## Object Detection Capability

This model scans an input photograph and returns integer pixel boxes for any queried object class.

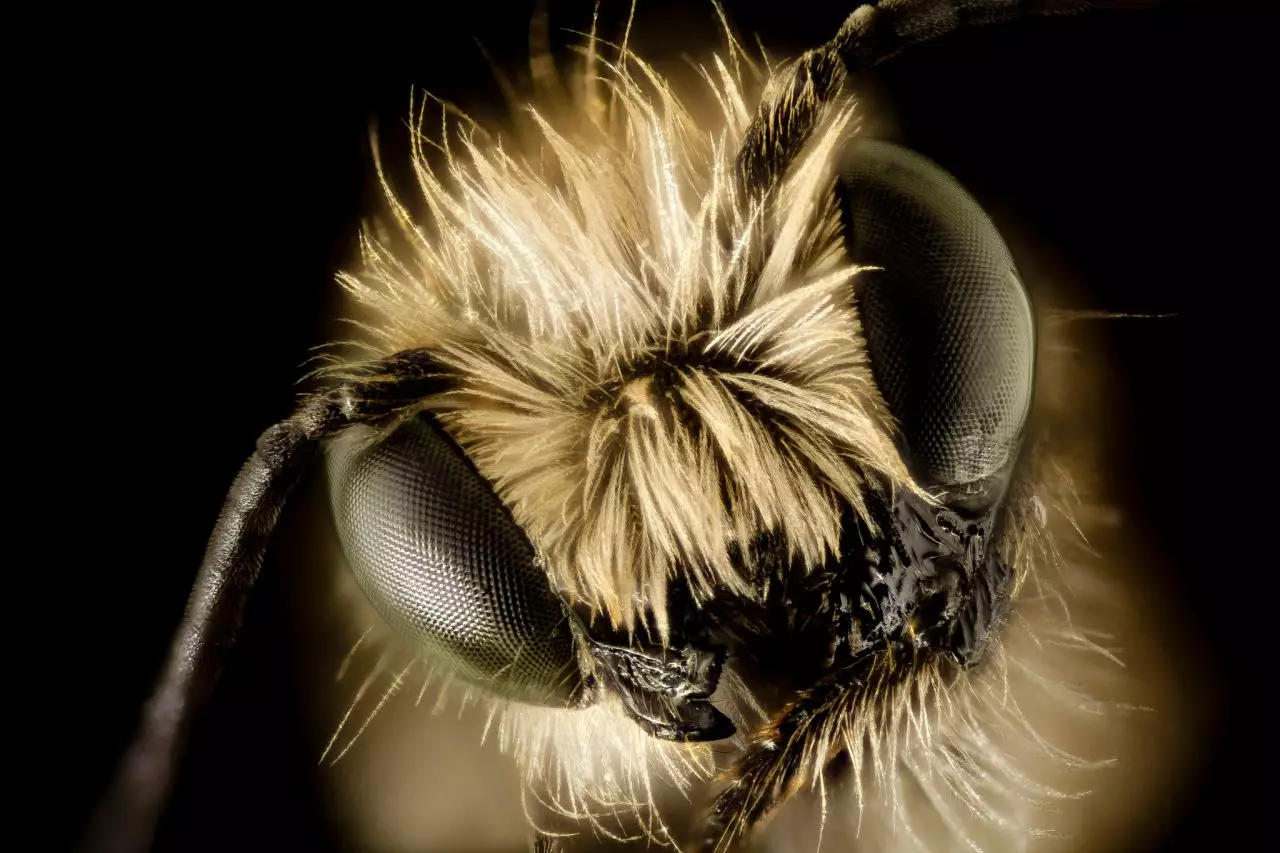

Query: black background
[44,1,1253,851]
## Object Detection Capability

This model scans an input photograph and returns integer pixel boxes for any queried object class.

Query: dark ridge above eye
[327,413,588,707]
[837,138,1034,497]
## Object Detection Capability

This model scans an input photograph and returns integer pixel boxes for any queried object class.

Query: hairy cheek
[757,519,1203,853]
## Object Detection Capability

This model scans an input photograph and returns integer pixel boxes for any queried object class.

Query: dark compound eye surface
[327,413,586,707]
[839,138,1035,493]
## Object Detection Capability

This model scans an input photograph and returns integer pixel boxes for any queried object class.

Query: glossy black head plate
[327,412,588,707]
[838,138,1034,503]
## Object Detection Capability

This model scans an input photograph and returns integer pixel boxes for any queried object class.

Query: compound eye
[837,138,1035,502]
[326,412,587,707]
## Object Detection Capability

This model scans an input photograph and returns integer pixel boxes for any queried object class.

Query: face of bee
[83,4,1232,853]
[295,8,1207,850]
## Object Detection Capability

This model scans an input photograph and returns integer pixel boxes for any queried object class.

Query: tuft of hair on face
[330,9,909,638]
